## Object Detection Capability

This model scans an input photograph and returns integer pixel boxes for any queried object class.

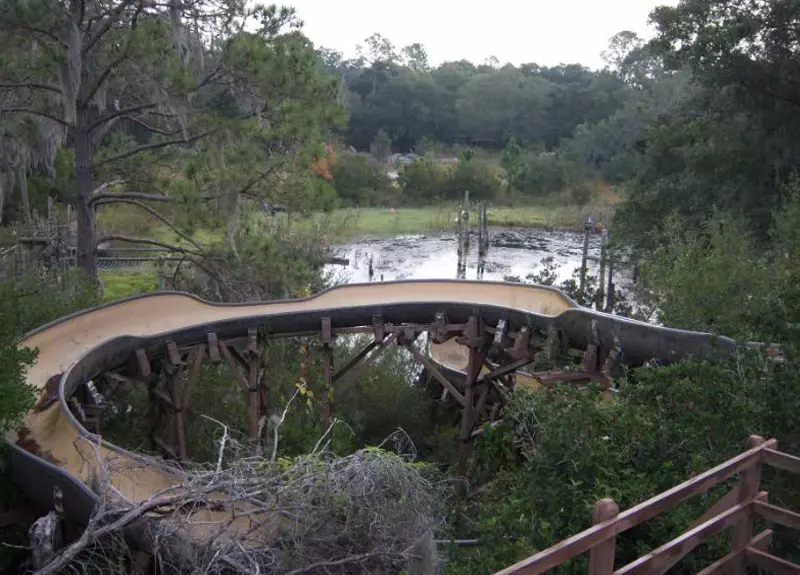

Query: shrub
[446,349,800,573]
[398,158,450,204]
[447,159,502,202]
[330,152,393,207]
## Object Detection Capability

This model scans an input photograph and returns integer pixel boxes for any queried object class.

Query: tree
[401,43,429,72]
[0,0,334,280]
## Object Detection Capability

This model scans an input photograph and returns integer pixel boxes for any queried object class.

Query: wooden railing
[496,435,800,575]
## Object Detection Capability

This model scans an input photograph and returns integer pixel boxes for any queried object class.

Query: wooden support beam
[322,318,334,429]
[153,435,177,459]
[207,332,220,362]
[405,344,466,407]
[335,333,399,396]
[247,329,262,452]
[218,339,250,398]
[457,318,490,489]
[507,327,531,360]
[695,530,773,575]
[183,346,205,411]
[135,348,151,378]
[589,499,618,575]
[764,448,800,474]
[730,435,767,575]
[754,501,800,531]
[165,341,187,461]
[746,547,800,575]
[477,356,535,386]
[333,339,382,383]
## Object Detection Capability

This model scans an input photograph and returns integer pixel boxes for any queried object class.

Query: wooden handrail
[495,437,776,575]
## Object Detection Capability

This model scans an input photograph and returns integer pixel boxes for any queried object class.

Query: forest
[1,0,800,573]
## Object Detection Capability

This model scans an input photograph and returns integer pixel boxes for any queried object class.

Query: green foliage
[0,268,98,464]
[398,158,450,204]
[447,349,800,573]
[513,153,578,197]
[447,159,502,201]
[330,152,395,207]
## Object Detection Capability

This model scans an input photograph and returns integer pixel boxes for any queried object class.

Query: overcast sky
[285,0,677,70]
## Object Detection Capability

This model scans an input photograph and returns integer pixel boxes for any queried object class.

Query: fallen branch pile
[35,428,442,574]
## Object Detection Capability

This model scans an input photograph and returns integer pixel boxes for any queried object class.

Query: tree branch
[0,108,68,126]
[93,191,171,203]
[81,2,143,106]
[93,131,215,167]
[0,82,61,94]
[96,234,204,256]
[87,102,158,132]
[95,198,202,251]
[82,0,136,55]
[121,115,181,136]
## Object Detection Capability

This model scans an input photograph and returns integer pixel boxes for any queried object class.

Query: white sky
[285,0,677,70]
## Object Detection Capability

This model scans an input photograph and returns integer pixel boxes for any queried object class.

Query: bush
[447,159,502,202]
[446,349,800,573]
[513,153,578,196]
[330,152,394,207]
[398,157,451,204]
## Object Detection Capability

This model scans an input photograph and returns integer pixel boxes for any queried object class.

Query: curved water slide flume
[7,280,738,536]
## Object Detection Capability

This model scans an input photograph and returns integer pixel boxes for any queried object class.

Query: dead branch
[0,108,68,126]
[94,197,202,250]
[33,429,442,575]
[0,82,61,93]
[95,234,204,256]
[93,130,215,167]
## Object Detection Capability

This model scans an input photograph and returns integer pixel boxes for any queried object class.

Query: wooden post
[596,229,608,311]
[322,317,334,429]
[579,218,592,296]
[730,435,767,575]
[456,316,487,493]
[605,255,615,314]
[246,328,262,452]
[589,498,619,575]
[166,341,187,461]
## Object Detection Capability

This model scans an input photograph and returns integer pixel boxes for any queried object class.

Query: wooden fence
[496,435,800,575]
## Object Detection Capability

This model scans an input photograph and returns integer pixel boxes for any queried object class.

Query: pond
[325,227,633,295]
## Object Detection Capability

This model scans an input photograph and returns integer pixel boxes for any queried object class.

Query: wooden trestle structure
[69,313,620,479]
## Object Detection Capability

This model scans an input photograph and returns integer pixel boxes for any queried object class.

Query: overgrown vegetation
[4,0,800,573]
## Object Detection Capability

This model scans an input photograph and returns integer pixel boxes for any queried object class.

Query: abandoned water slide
[6,280,742,554]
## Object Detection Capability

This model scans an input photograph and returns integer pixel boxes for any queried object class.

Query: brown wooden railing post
[589,498,619,575]
[730,435,767,575]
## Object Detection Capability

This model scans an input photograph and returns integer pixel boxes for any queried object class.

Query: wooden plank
[764,448,800,474]
[615,501,751,575]
[494,439,775,575]
[333,339,381,383]
[590,499,618,575]
[477,356,535,385]
[153,435,177,459]
[207,332,220,362]
[695,530,774,575]
[183,345,205,409]
[153,388,174,407]
[746,548,800,575]
[754,501,800,531]
[335,333,398,396]
[730,436,766,575]
[406,344,467,407]
[458,342,487,482]
[218,339,250,397]
[690,487,739,530]
[322,344,333,428]
[248,331,261,445]
[135,348,151,378]
[166,341,182,366]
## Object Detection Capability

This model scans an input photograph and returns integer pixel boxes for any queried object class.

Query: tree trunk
[74,116,97,281]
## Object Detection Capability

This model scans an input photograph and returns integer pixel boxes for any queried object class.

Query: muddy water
[326,228,630,291]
